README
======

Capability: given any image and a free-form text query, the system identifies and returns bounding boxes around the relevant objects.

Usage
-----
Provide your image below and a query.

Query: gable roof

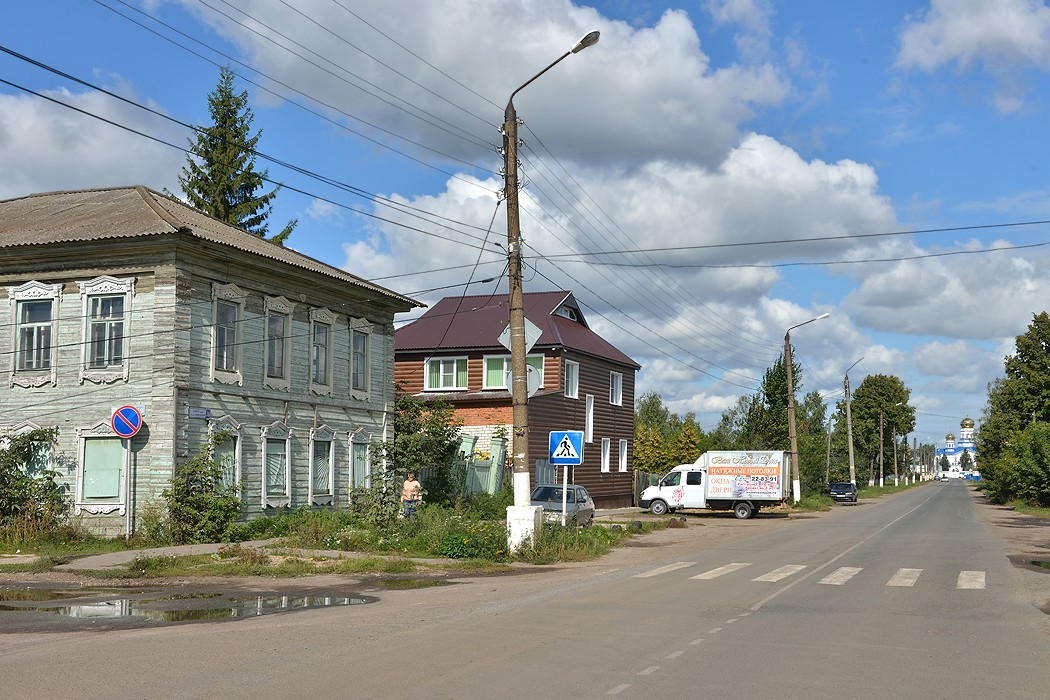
[395,290,639,369]
[0,185,419,308]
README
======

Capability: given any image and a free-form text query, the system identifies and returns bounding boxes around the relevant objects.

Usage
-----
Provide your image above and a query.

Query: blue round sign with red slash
[111,405,143,438]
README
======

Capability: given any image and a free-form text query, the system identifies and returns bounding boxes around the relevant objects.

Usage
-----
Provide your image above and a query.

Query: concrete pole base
[507,505,543,551]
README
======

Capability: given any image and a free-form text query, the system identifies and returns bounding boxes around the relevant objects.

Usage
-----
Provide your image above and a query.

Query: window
[312,323,330,385]
[78,276,135,384]
[585,394,594,443]
[8,281,62,388]
[214,301,239,372]
[261,422,291,508]
[610,372,623,406]
[209,416,242,491]
[686,471,703,486]
[484,355,545,390]
[17,300,53,372]
[350,437,370,489]
[350,320,371,397]
[264,296,295,391]
[309,426,335,505]
[618,439,628,473]
[75,421,126,515]
[564,360,579,399]
[211,283,246,385]
[601,437,611,472]
[425,357,467,390]
[4,420,53,477]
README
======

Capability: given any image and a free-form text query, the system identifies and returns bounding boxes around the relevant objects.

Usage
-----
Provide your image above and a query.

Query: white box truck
[639,450,790,519]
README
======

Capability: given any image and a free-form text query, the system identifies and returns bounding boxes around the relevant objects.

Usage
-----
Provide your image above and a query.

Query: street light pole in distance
[784,312,830,503]
[504,31,600,551]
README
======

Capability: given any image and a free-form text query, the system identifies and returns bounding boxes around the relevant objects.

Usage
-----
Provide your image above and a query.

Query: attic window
[555,306,580,322]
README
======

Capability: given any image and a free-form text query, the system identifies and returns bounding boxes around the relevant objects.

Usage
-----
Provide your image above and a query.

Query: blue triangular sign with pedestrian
[549,430,584,466]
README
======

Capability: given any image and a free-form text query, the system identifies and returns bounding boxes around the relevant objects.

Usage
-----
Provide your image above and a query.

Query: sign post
[549,431,584,527]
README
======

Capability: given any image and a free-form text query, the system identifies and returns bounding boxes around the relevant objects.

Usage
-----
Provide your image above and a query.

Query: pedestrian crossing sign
[549,430,584,466]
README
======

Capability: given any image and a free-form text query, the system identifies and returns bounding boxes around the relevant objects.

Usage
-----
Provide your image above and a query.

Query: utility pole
[892,427,899,487]
[843,359,861,486]
[879,411,885,488]
[784,313,829,503]
[824,418,832,487]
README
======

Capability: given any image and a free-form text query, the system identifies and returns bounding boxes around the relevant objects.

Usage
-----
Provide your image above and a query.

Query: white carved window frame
[211,283,247,386]
[264,296,295,391]
[208,415,243,492]
[78,275,135,385]
[74,420,127,516]
[260,421,292,508]
[8,281,62,388]
[308,424,336,505]
[349,428,372,490]
[349,317,372,400]
[309,308,336,396]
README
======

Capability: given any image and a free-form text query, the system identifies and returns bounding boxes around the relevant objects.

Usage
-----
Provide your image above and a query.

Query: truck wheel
[650,500,668,516]
[733,502,753,520]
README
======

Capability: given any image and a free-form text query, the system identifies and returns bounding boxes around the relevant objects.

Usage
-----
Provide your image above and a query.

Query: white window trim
[208,415,243,492]
[601,437,611,473]
[618,439,628,472]
[564,360,579,399]
[78,275,135,385]
[349,317,372,400]
[261,421,292,508]
[211,283,246,386]
[310,308,336,396]
[585,394,594,443]
[610,371,623,406]
[308,425,336,505]
[74,420,126,516]
[8,281,62,388]
[264,296,295,391]
[424,356,469,391]
[349,429,372,490]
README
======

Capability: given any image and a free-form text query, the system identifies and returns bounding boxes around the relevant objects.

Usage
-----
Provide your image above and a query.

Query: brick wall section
[456,405,512,425]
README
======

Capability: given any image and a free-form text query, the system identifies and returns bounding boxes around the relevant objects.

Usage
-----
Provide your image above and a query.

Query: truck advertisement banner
[707,464,783,499]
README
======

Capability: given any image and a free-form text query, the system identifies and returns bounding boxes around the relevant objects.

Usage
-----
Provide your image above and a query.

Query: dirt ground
[2,486,1049,632]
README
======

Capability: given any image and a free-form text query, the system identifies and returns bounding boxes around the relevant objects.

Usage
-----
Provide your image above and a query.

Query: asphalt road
[2,482,1049,699]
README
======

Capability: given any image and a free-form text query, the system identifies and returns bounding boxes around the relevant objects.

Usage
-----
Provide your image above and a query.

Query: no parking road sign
[549,430,584,466]
[111,405,143,438]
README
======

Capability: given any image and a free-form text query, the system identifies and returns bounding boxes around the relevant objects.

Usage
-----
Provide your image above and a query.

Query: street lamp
[504,31,599,551]
[784,312,829,503]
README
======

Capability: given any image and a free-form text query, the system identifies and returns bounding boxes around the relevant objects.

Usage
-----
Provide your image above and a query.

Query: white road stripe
[666,651,684,659]
[819,566,864,585]
[633,561,697,578]
[887,568,923,587]
[753,564,808,582]
[639,666,660,676]
[606,684,631,695]
[689,638,705,646]
[690,562,751,580]
[957,571,986,589]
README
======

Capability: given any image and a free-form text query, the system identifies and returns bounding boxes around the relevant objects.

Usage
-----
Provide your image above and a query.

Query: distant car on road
[829,482,858,503]
[531,484,595,526]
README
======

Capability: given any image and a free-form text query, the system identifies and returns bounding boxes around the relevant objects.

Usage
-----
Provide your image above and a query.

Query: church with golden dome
[935,417,977,476]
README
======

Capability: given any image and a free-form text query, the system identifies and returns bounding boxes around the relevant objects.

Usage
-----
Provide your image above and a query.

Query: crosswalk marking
[819,566,864,585]
[957,571,986,589]
[632,561,696,578]
[690,562,752,580]
[753,564,807,582]
[887,568,923,587]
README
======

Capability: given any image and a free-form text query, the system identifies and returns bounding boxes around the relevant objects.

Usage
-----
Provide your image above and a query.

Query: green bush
[163,436,241,544]
[439,520,508,559]
[0,428,65,543]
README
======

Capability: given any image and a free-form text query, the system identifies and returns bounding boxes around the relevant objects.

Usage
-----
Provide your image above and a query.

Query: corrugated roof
[0,186,420,307]
[395,290,639,368]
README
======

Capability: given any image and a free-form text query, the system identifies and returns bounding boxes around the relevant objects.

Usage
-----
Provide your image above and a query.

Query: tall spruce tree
[179,66,296,244]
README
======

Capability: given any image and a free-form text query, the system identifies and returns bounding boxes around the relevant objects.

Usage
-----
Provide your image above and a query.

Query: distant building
[935,417,978,475]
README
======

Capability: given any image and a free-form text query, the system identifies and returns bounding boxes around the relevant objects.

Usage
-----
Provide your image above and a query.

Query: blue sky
[5,0,1050,447]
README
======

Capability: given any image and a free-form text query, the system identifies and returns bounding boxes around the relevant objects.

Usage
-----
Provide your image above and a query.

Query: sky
[4,0,1050,448]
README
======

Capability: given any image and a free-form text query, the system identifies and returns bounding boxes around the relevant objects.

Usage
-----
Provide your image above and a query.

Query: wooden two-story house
[394,291,639,508]
[0,186,418,535]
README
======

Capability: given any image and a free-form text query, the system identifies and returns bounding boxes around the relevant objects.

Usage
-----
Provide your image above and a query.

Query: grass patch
[515,522,637,564]
[794,495,832,512]
[0,555,69,573]
[1011,502,1050,519]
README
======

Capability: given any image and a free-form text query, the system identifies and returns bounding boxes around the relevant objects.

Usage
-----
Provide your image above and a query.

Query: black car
[828,482,858,503]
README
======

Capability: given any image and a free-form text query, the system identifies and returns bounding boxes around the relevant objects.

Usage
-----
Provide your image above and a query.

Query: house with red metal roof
[394,291,639,509]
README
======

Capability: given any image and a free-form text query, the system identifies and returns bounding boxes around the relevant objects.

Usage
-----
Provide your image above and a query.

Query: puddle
[0,587,376,623]
[1024,560,1050,569]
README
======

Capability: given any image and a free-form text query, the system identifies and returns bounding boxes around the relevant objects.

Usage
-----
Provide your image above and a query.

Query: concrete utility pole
[843,358,862,486]
[892,427,899,487]
[503,31,599,551]
[784,313,829,503]
[879,412,885,488]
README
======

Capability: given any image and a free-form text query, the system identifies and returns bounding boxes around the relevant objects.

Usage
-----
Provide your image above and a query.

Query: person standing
[401,472,422,518]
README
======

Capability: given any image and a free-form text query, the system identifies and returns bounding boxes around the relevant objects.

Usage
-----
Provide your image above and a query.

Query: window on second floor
[350,321,371,398]
[264,296,295,391]
[564,360,579,399]
[311,322,330,385]
[79,276,135,384]
[425,357,467,391]
[610,371,623,406]
[483,355,544,390]
[214,301,239,372]
[17,300,53,372]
